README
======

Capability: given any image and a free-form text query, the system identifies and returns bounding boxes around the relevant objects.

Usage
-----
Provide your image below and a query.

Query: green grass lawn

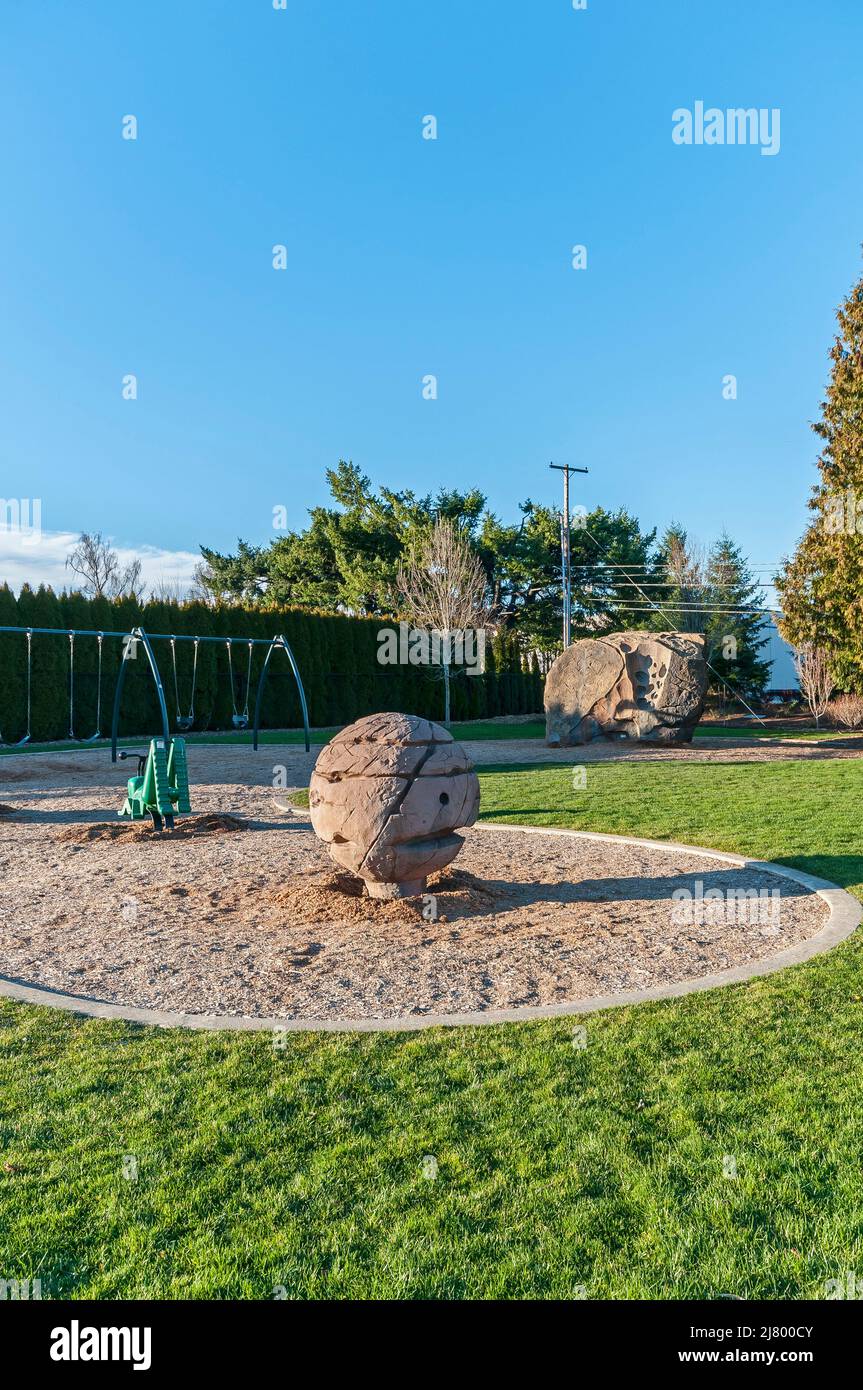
[4,718,856,759]
[1,758,862,1299]
[0,719,548,758]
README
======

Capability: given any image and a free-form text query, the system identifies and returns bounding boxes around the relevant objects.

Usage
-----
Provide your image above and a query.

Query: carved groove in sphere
[309,713,480,898]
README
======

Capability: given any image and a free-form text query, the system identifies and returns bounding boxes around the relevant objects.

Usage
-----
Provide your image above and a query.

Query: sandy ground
[0,738,833,1021]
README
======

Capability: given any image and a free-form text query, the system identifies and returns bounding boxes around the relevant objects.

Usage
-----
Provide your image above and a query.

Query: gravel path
[0,751,830,1022]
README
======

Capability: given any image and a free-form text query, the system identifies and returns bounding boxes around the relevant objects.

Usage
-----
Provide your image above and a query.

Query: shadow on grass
[770,855,863,894]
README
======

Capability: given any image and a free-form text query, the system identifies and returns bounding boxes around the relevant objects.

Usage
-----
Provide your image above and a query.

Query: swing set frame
[0,625,311,755]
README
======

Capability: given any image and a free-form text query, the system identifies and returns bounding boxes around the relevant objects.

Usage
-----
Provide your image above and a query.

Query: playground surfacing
[0,740,837,1024]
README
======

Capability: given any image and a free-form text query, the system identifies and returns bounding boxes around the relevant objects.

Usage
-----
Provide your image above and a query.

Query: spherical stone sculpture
[309,712,480,898]
[544,630,708,746]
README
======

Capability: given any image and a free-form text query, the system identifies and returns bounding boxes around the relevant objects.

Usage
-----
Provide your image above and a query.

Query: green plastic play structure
[118,737,191,832]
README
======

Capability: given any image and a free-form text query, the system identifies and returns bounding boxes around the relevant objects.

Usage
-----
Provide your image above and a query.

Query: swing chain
[65,630,104,744]
[226,639,253,729]
[189,638,199,722]
[68,632,75,739]
[170,637,180,716]
[92,632,103,738]
[171,635,198,730]
[243,640,253,721]
[24,630,32,739]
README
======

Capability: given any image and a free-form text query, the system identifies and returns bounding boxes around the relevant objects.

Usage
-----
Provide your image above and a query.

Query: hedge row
[0,586,544,743]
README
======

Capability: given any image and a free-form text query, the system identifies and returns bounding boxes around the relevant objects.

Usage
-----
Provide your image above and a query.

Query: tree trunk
[443,663,451,724]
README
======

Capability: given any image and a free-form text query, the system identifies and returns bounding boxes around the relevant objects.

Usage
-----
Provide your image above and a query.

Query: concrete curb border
[1,824,859,1033]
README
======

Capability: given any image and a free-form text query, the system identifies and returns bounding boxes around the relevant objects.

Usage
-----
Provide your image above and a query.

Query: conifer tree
[0,585,25,742]
[62,590,101,737]
[777,262,863,690]
[704,534,771,701]
[17,586,66,741]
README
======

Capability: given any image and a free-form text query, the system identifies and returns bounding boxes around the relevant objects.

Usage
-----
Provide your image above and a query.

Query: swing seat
[232,714,249,730]
[170,636,199,733]
[67,631,104,745]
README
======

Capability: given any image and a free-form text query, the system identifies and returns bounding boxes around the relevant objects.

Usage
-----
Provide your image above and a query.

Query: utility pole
[550,462,589,649]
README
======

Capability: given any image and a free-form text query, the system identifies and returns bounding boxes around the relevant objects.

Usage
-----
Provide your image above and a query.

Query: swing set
[0,624,310,762]
[0,628,107,748]
[166,638,254,732]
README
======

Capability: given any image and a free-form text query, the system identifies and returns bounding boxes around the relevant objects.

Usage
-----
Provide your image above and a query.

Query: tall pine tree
[777,261,863,690]
[704,533,771,701]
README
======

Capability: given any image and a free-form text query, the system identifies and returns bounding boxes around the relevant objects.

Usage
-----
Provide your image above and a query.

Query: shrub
[0,589,544,740]
[828,693,863,730]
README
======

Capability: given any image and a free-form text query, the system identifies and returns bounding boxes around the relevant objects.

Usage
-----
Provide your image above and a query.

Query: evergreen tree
[199,463,660,654]
[777,261,863,690]
[484,636,500,717]
[62,590,102,738]
[530,651,544,714]
[0,585,25,742]
[704,534,771,701]
[646,528,770,704]
[17,586,66,741]
[112,591,146,737]
[569,508,662,636]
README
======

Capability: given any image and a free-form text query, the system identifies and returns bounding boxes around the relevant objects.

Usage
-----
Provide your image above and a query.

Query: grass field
[0,719,545,758]
[1,757,862,1299]
[1,717,854,759]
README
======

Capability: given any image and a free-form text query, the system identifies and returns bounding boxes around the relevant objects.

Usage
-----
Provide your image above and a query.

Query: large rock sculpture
[309,712,480,898]
[544,631,708,745]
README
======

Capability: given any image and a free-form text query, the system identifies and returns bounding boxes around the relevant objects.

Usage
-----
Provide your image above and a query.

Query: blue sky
[1,0,861,596]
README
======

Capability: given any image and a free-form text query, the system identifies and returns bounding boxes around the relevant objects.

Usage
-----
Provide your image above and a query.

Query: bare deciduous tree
[190,561,219,604]
[397,519,489,722]
[793,643,833,728]
[665,532,710,635]
[150,577,201,603]
[66,532,143,600]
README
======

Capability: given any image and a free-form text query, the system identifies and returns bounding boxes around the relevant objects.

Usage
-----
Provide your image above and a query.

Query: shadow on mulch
[266,866,508,924]
[54,813,249,844]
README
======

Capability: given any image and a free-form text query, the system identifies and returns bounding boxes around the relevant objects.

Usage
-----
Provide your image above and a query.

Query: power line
[576,525,768,726]
[571,568,782,580]
[576,580,779,590]
[577,604,778,616]
[577,605,778,616]
[570,563,785,573]
[571,562,785,567]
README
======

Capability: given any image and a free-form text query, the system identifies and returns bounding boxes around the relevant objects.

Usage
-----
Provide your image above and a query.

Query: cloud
[0,525,201,597]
